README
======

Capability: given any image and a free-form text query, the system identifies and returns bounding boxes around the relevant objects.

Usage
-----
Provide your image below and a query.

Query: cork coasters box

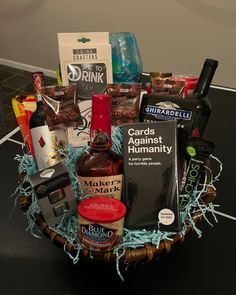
[58,32,113,147]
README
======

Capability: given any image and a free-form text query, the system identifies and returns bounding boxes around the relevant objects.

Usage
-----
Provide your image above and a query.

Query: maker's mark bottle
[76,94,123,200]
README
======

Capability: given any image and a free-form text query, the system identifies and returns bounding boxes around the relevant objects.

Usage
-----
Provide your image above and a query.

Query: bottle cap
[78,196,126,223]
[32,71,45,101]
[92,94,110,115]
[32,72,45,92]
[204,59,218,69]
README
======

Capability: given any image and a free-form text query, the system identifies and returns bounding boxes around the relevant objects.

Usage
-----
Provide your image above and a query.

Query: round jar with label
[78,196,126,251]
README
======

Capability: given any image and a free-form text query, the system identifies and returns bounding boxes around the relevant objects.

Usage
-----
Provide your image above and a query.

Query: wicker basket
[19,184,217,264]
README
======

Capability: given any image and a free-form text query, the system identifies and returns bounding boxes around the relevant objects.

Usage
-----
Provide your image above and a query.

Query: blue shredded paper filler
[13,126,222,281]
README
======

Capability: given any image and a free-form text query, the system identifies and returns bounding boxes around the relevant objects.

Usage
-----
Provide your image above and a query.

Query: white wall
[0,0,236,87]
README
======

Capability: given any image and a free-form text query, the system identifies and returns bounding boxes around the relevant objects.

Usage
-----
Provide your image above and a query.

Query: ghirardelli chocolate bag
[139,94,198,153]
[58,32,113,146]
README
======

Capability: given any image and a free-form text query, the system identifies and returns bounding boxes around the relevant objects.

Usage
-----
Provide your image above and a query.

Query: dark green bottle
[191,58,218,138]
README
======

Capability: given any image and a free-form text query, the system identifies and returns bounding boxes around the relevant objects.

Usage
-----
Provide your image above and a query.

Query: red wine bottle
[30,72,67,170]
[191,58,218,138]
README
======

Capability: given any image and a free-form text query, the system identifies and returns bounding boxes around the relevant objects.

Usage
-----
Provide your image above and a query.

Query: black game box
[123,121,180,232]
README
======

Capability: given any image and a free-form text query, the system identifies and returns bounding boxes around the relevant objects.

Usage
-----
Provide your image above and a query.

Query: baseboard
[0,58,56,78]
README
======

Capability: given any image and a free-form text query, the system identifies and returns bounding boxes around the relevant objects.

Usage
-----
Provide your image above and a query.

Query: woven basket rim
[19,186,217,264]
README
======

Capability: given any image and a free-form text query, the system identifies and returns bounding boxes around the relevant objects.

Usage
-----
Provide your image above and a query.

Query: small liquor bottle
[191,58,218,137]
[30,72,67,171]
[76,94,123,200]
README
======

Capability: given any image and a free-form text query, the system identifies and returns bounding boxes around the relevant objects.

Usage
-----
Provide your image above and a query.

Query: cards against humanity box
[28,163,77,226]
[123,121,180,232]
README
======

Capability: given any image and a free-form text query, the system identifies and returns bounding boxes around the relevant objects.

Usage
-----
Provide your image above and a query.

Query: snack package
[151,76,198,98]
[12,95,36,154]
[107,83,142,126]
[42,84,83,131]
[181,137,216,207]
[58,32,113,146]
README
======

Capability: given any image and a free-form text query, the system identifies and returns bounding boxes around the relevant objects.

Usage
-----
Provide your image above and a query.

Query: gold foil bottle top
[150,72,172,80]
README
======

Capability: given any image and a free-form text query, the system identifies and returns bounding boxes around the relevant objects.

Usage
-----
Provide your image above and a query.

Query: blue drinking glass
[109,32,143,83]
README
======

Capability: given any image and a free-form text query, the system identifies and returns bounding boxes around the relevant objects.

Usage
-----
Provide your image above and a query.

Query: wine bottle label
[30,126,67,170]
[78,175,123,200]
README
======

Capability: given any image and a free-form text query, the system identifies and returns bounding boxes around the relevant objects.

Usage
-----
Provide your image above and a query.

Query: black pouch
[181,137,216,207]
[139,94,198,152]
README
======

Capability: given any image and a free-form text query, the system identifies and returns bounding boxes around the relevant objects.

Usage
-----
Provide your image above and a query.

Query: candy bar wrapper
[23,97,37,155]
[107,83,142,126]
[12,95,36,154]
[58,32,113,99]
[151,77,198,98]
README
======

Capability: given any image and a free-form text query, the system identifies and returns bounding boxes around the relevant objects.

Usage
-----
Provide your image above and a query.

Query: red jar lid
[78,197,126,223]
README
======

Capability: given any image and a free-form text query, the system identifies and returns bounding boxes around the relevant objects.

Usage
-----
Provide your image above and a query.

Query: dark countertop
[0,87,235,294]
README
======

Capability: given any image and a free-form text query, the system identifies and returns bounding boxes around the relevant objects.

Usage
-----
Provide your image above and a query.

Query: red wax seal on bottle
[90,94,111,148]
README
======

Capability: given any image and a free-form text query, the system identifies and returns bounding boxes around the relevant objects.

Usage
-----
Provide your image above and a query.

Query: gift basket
[13,32,222,280]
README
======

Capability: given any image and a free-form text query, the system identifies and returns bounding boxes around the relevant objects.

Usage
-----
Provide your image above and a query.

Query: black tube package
[181,137,216,207]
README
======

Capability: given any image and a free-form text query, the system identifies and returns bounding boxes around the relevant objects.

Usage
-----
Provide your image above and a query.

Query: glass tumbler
[109,32,143,83]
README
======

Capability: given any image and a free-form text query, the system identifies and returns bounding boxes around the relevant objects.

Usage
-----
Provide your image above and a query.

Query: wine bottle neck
[90,131,111,150]
[193,59,218,98]
[90,94,112,150]
[36,93,43,102]
[31,71,45,103]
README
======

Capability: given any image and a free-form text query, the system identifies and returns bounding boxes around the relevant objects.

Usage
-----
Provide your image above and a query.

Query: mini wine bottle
[29,72,67,171]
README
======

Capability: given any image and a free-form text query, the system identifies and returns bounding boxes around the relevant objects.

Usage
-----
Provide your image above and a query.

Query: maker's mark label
[78,175,123,200]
